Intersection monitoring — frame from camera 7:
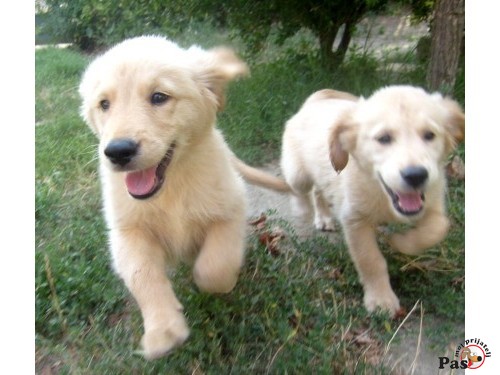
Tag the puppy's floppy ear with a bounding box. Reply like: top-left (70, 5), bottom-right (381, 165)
top-left (442, 97), bottom-right (465, 143)
top-left (433, 94), bottom-right (465, 153)
top-left (328, 112), bottom-right (357, 173)
top-left (195, 47), bottom-right (249, 111)
top-left (78, 65), bottom-right (101, 136)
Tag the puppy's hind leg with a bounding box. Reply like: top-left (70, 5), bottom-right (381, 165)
top-left (313, 187), bottom-right (335, 231)
top-left (281, 143), bottom-right (313, 223)
top-left (290, 192), bottom-right (314, 223)
top-left (110, 229), bottom-right (189, 360)
top-left (282, 157), bottom-right (314, 221)
top-left (193, 217), bottom-right (246, 294)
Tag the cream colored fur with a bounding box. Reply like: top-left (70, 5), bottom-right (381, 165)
top-left (280, 86), bottom-right (464, 316)
top-left (79, 35), bottom-right (268, 359)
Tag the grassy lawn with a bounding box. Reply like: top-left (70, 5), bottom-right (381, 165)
top-left (35, 32), bottom-right (464, 373)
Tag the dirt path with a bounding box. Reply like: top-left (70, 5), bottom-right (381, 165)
top-left (351, 12), bottom-right (428, 57)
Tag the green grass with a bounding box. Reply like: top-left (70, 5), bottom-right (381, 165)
top-left (35, 32), bottom-right (465, 373)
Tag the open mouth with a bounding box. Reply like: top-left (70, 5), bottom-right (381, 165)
top-left (378, 174), bottom-right (424, 216)
top-left (124, 143), bottom-right (176, 199)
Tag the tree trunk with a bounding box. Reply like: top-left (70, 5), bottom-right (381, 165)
top-left (332, 21), bottom-right (354, 67)
top-left (426, 0), bottom-right (465, 94)
top-left (319, 26), bottom-right (338, 70)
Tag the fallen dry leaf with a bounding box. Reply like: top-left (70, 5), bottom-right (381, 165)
top-left (451, 275), bottom-right (465, 287)
top-left (354, 332), bottom-right (376, 345)
top-left (258, 227), bottom-right (285, 256)
top-left (394, 306), bottom-right (408, 320)
top-left (446, 155), bottom-right (465, 180)
top-left (288, 312), bottom-right (300, 329)
top-left (342, 328), bottom-right (384, 365)
top-left (344, 328), bottom-right (377, 346)
top-left (249, 214), bottom-right (267, 230)
top-left (327, 267), bottom-right (343, 280)
top-left (249, 213), bottom-right (267, 226)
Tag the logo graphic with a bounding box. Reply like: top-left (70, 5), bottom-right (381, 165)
top-left (459, 345), bottom-right (485, 369)
top-left (438, 338), bottom-right (492, 370)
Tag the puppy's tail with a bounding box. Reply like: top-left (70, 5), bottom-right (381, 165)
top-left (232, 156), bottom-right (292, 193)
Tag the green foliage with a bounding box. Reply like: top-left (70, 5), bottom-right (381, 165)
top-left (384, 0), bottom-right (435, 23)
top-left (40, 0), bottom-right (192, 50)
top-left (212, 0), bottom-right (388, 65)
top-left (409, 0), bottom-right (436, 23)
top-left (39, 0), bottom-right (391, 69)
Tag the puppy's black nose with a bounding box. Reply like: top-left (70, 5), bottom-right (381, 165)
top-left (104, 139), bottom-right (138, 166)
top-left (401, 166), bottom-right (428, 188)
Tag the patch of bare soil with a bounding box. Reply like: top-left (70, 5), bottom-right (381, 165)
top-left (351, 12), bottom-right (429, 57)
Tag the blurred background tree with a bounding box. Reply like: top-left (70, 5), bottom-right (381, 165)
top-left (37, 0), bottom-right (387, 68)
top-left (193, 0), bottom-right (388, 69)
top-left (425, 0), bottom-right (464, 94)
top-left (407, 0), bottom-right (465, 94)
top-left (36, 0), bottom-right (464, 90)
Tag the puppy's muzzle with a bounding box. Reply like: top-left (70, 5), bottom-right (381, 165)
top-left (400, 166), bottom-right (428, 188)
top-left (104, 138), bottom-right (138, 166)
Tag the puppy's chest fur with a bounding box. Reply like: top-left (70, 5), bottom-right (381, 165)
top-left (100, 141), bottom-right (246, 262)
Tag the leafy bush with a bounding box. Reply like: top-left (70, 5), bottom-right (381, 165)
top-left (40, 0), bottom-right (392, 69)
top-left (40, 0), bottom-right (192, 50)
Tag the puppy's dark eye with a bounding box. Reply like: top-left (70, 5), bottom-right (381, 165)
top-left (377, 134), bottom-right (393, 145)
top-left (151, 92), bottom-right (170, 105)
top-left (100, 99), bottom-right (110, 111)
top-left (423, 131), bottom-right (435, 141)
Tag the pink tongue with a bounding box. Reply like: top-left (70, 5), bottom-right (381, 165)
top-left (125, 166), bottom-right (157, 196)
top-left (397, 192), bottom-right (422, 212)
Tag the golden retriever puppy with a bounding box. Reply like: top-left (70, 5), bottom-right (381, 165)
top-left (79, 35), bottom-right (256, 359)
top-left (280, 86), bottom-right (464, 316)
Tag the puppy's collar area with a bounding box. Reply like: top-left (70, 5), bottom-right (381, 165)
top-left (125, 142), bottom-right (176, 199)
top-left (377, 174), bottom-right (424, 216)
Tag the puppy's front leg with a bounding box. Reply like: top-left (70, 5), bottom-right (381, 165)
top-left (342, 220), bottom-right (400, 316)
top-left (111, 229), bottom-right (189, 360)
top-left (390, 209), bottom-right (450, 255)
top-left (193, 218), bottom-right (245, 294)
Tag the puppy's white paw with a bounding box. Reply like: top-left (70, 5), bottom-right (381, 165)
top-left (193, 259), bottom-right (239, 294)
top-left (140, 318), bottom-right (190, 360)
top-left (314, 215), bottom-right (335, 231)
top-left (364, 288), bottom-right (400, 317)
top-left (390, 233), bottom-right (422, 255)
